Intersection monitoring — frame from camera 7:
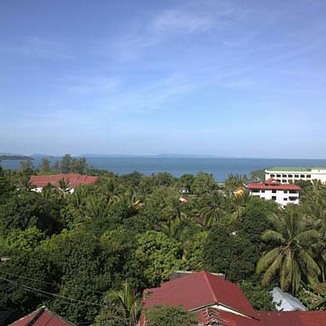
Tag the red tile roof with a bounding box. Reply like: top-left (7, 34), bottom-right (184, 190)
top-left (142, 271), bottom-right (256, 318)
top-left (30, 174), bottom-right (98, 189)
top-left (247, 178), bottom-right (300, 191)
top-left (10, 306), bottom-right (75, 326)
top-left (198, 309), bottom-right (261, 326)
top-left (140, 271), bottom-right (326, 326)
top-left (257, 311), bottom-right (326, 326)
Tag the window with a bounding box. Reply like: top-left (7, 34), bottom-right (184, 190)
top-left (295, 175), bottom-right (299, 178)
top-left (284, 190), bottom-right (287, 193)
top-left (288, 174), bottom-right (293, 177)
top-left (261, 190), bottom-right (265, 193)
top-left (289, 196), bottom-right (297, 201)
top-left (272, 190), bottom-right (277, 193)
top-left (272, 196), bottom-right (276, 200)
top-left (282, 174), bottom-right (287, 177)
top-left (277, 174), bottom-right (281, 177)
top-left (300, 174), bottom-right (305, 178)
top-left (284, 198), bottom-right (288, 201)
top-left (252, 189), bottom-right (259, 193)
top-left (282, 180), bottom-right (287, 183)
top-left (289, 190), bottom-right (297, 194)
top-left (271, 174), bottom-right (275, 177)
top-left (307, 175), bottom-right (311, 178)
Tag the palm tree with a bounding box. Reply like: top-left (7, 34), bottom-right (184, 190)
top-left (160, 215), bottom-right (186, 240)
top-left (301, 283), bottom-right (326, 310)
top-left (256, 206), bottom-right (321, 294)
top-left (57, 178), bottom-right (71, 198)
top-left (198, 192), bottom-right (225, 228)
top-left (96, 282), bottom-right (141, 326)
top-left (302, 181), bottom-right (326, 282)
top-left (224, 174), bottom-right (247, 195)
top-left (117, 190), bottom-right (142, 214)
top-left (159, 197), bottom-right (189, 241)
top-left (84, 194), bottom-right (112, 220)
top-left (228, 189), bottom-right (250, 223)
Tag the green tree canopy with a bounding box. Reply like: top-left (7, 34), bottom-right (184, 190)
top-left (203, 226), bottom-right (259, 282)
top-left (191, 172), bottom-right (217, 195)
top-left (135, 231), bottom-right (185, 287)
top-left (145, 305), bottom-right (197, 326)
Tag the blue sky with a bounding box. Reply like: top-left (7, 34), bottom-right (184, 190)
top-left (1, 0), bottom-right (326, 158)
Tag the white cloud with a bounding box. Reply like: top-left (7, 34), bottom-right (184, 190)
top-left (152, 10), bottom-right (214, 33)
top-left (151, 0), bottom-right (246, 34)
top-left (106, 73), bottom-right (195, 112)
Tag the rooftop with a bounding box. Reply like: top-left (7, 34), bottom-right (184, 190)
top-left (266, 166), bottom-right (326, 172)
top-left (140, 271), bottom-right (326, 326)
top-left (143, 271), bottom-right (256, 318)
top-left (10, 306), bottom-right (75, 326)
top-left (247, 179), bottom-right (301, 191)
top-left (30, 174), bottom-right (98, 189)
top-left (272, 287), bottom-right (307, 311)
top-left (266, 167), bottom-right (312, 172)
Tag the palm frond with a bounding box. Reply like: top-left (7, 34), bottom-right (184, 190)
top-left (256, 247), bottom-right (281, 274)
top-left (262, 230), bottom-right (285, 243)
top-left (261, 252), bottom-right (283, 287)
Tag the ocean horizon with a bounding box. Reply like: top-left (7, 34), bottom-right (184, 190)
top-left (2, 156), bottom-right (326, 181)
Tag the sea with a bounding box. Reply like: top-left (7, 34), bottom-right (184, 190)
top-left (1, 156), bottom-right (326, 182)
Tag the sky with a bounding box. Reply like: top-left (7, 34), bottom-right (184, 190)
top-left (1, 0), bottom-right (326, 158)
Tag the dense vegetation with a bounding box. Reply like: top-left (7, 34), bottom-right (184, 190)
top-left (0, 156), bottom-right (325, 325)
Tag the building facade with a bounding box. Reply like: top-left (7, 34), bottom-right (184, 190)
top-left (247, 179), bottom-right (300, 206)
top-left (265, 167), bottom-right (326, 184)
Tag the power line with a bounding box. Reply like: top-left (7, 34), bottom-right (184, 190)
top-left (0, 275), bottom-right (106, 308)
top-left (0, 270), bottom-right (106, 295)
top-left (0, 274), bottom-right (137, 323)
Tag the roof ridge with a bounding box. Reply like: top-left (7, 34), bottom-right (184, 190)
top-left (202, 271), bottom-right (218, 304)
top-left (44, 308), bottom-right (76, 326)
top-left (26, 306), bottom-right (45, 326)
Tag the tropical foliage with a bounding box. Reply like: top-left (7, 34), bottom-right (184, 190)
top-left (144, 305), bottom-right (197, 326)
top-left (256, 206), bottom-right (321, 294)
top-left (0, 156), bottom-right (326, 325)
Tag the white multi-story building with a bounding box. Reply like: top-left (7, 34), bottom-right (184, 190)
top-left (247, 178), bottom-right (301, 206)
top-left (265, 167), bottom-right (326, 184)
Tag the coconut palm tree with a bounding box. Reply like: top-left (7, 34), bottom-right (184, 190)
top-left (256, 206), bottom-right (321, 294)
top-left (160, 215), bottom-right (186, 240)
top-left (228, 189), bottom-right (250, 223)
top-left (96, 281), bottom-right (141, 326)
top-left (302, 204), bottom-right (326, 283)
top-left (198, 192), bottom-right (225, 228)
top-left (158, 196), bottom-right (189, 241)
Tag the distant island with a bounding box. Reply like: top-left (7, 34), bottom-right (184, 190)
top-left (0, 155), bottom-right (32, 160)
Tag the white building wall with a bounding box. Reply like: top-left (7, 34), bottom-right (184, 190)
top-left (265, 168), bottom-right (326, 184)
top-left (250, 189), bottom-right (299, 206)
top-left (311, 169), bottom-right (326, 183)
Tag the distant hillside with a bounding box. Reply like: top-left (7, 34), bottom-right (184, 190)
top-left (80, 153), bottom-right (220, 158)
top-left (0, 155), bottom-right (32, 160)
